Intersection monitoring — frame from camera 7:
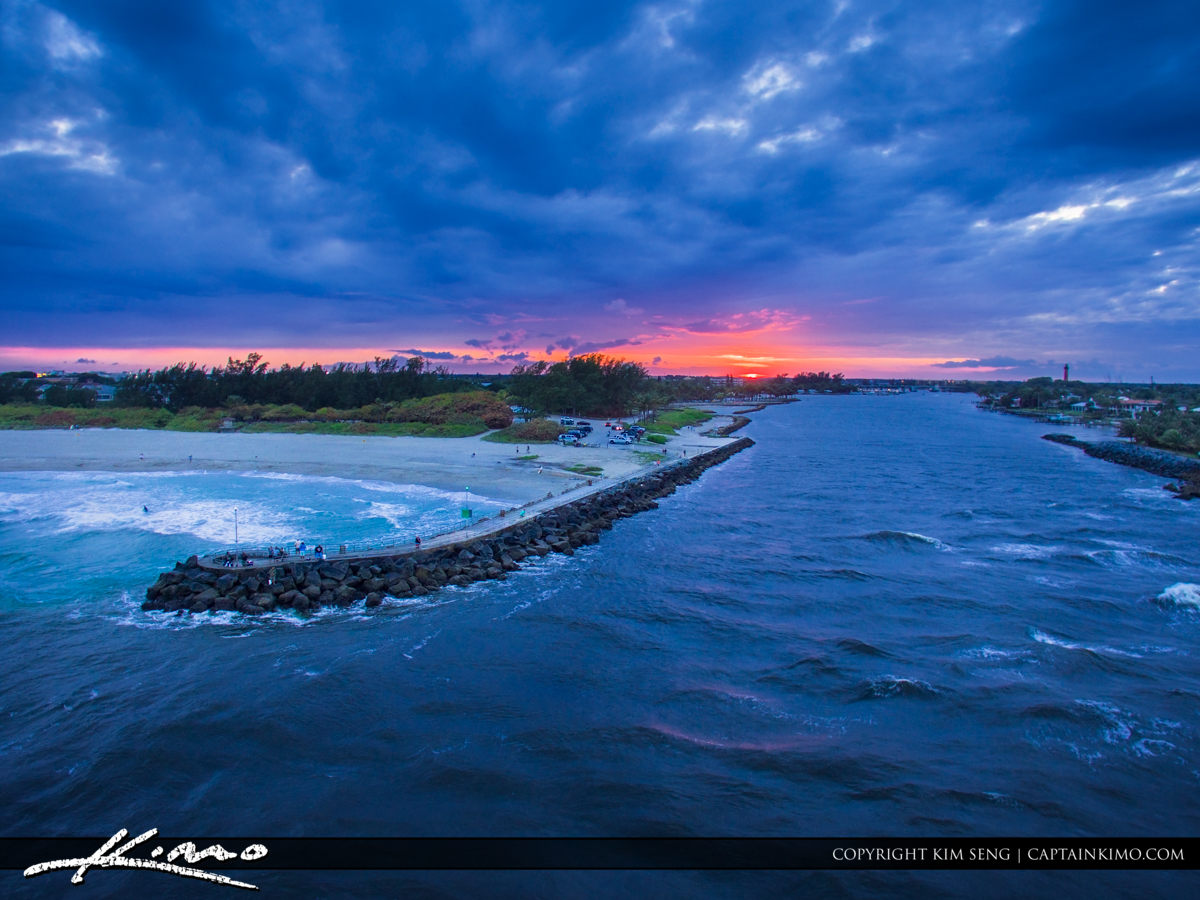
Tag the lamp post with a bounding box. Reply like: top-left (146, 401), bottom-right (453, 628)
top-left (234, 507), bottom-right (238, 545)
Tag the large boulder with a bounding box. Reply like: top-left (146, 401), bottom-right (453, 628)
top-left (251, 592), bottom-right (277, 611)
top-left (193, 587), bottom-right (220, 605)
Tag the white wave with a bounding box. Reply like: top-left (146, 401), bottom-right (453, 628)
top-left (1085, 548), bottom-right (1176, 568)
top-left (863, 675), bottom-right (939, 697)
top-left (1157, 583), bottom-right (1200, 608)
top-left (357, 501), bottom-right (415, 529)
top-left (385, 595), bottom-right (441, 615)
top-left (891, 531), bottom-right (949, 549)
top-left (1121, 487), bottom-right (1176, 504)
top-left (1096, 538), bottom-right (1150, 550)
top-left (0, 490), bottom-right (54, 520)
top-left (1076, 700), bottom-right (1134, 745)
top-left (962, 646), bottom-right (1035, 662)
top-left (403, 629), bottom-right (441, 659)
top-left (1031, 575), bottom-right (1077, 589)
top-left (992, 542), bottom-right (1060, 560)
top-left (1133, 739), bottom-right (1177, 758)
top-left (1031, 629), bottom-right (1143, 658)
top-left (54, 497), bottom-right (295, 544)
top-left (248, 471), bottom-right (500, 504)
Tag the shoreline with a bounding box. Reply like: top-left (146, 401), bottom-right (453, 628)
top-left (0, 420), bottom-right (741, 506)
top-left (1042, 433), bottom-right (1200, 498)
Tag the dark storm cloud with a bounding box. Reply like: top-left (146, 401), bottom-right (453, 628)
top-left (392, 348), bottom-right (459, 361)
top-left (571, 337), bottom-right (642, 356)
top-left (545, 336), bottom-right (582, 355)
top-left (933, 356), bottom-right (1039, 369)
top-left (0, 0), bottom-right (1197, 376)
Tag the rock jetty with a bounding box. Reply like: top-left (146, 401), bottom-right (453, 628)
top-left (1043, 433), bottom-right (1200, 499)
top-left (142, 437), bottom-right (754, 616)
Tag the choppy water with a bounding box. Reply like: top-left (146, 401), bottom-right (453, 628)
top-left (2, 394), bottom-right (1197, 898)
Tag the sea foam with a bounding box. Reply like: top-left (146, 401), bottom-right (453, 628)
top-left (1156, 583), bottom-right (1200, 608)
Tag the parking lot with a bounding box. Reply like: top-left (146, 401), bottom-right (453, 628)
top-left (557, 417), bottom-right (648, 448)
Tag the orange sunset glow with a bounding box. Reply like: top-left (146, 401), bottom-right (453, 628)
top-left (0, 341), bottom-right (973, 380)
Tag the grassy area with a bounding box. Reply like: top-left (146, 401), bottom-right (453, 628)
top-left (633, 450), bottom-right (667, 464)
top-left (482, 419), bottom-right (563, 443)
top-left (517, 454), bottom-right (539, 461)
top-left (644, 433), bottom-right (668, 444)
top-left (643, 408), bottom-right (713, 435)
top-left (0, 404), bottom-right (177, 430)
top-left (565, 464), bottom-right (604, 476)
top-left (0, 392), bottom-right (502, 437)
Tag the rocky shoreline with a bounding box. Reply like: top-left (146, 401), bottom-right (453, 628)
top-left (142, 437), bottom-right (754, 616)
top-left (1043, 433), bottom-right (1200, 499)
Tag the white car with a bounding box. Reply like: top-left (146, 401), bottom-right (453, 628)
top-left (609, 434), bottom-right (632, 445)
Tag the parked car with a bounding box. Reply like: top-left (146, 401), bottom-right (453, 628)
top-left (609, 434), bottom-right (632, 445)
top-left (558, 434), bottom-right (581, 445)
top-left (575, 424), bottom-right (593, 435)
top-left (565, 429), bottom-right (586, 441)
top-left (559, 416), bottom-right (575, 426)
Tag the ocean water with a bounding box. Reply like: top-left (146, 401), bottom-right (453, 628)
top-left (2, 394), bottom-right (1198, 898)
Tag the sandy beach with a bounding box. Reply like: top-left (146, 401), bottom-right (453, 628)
top-left (0, 419), bottom-right (738, 504)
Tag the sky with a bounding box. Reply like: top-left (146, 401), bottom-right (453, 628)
top-left (2, 0), bottom-right (1198, 381)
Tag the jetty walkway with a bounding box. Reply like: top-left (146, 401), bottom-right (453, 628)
top-left (197, 447), bottom-right (723, 572)
top-left (145, 437), bottom-right (754, 615)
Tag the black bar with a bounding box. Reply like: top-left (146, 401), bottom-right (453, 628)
top-left (4, 837), bottom-right (1198, 871)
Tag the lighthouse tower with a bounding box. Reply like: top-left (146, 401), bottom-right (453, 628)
top-left (1062, 363), bottom-right (1069, 382)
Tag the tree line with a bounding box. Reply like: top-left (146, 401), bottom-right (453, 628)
top-left (503, 356), bottom-right (848, 417)
top-left (112, 353), bottom-right (471, 412)
top-left (1119, 407), bottom-right (1200, 453)
top-left (4, 354), bottom-right (851, 419)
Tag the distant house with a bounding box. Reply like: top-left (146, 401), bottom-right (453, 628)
top-left (77, 382), bottom-right (117, 402)
top-left (1118, 398), bottom-right (1163, 415)
top-left (33, 377), bottom-right (73, 400)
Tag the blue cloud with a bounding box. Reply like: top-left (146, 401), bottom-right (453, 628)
top-left (0, 1), bottom-right (1196, 378)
